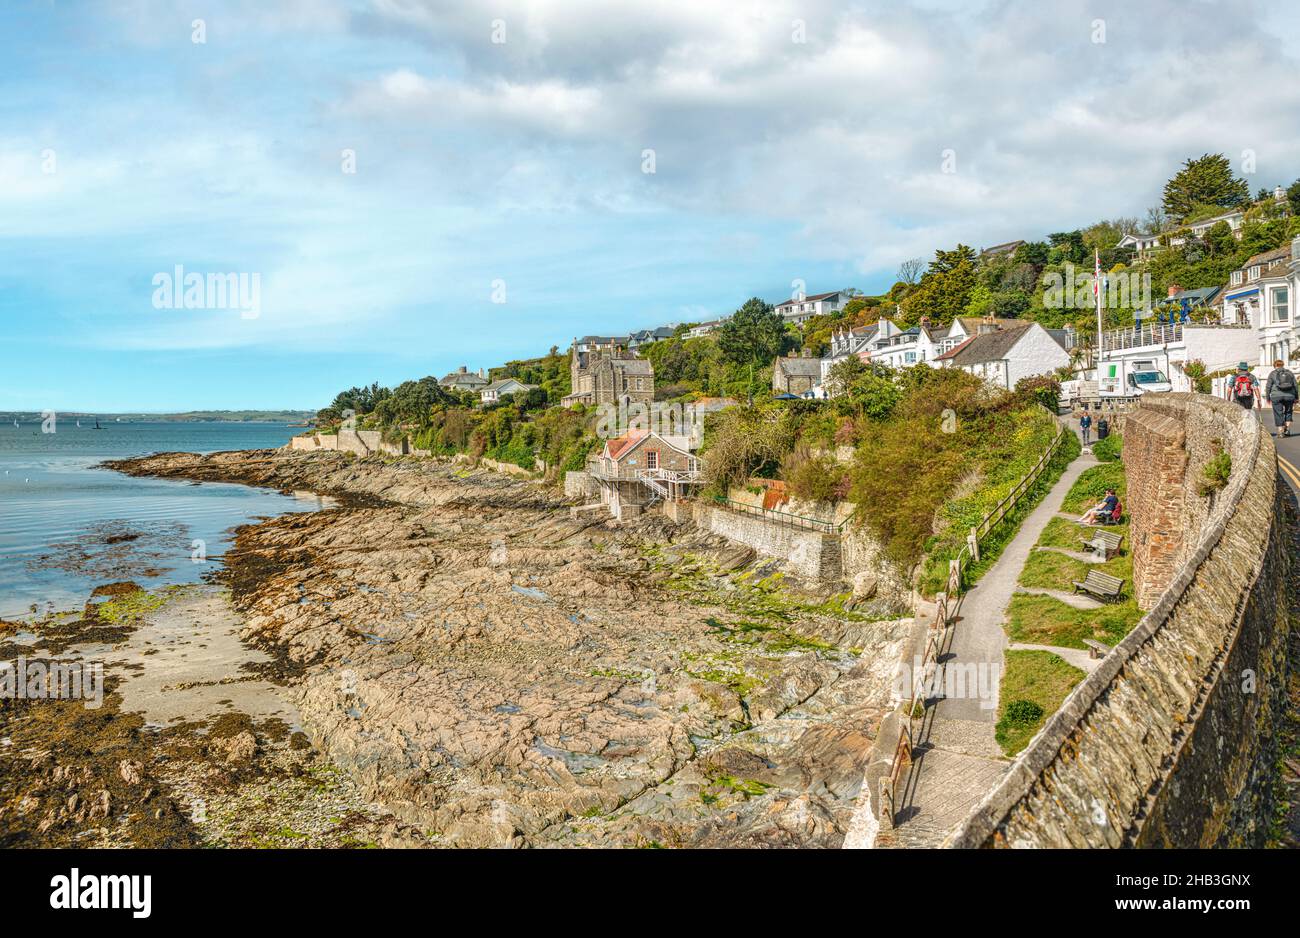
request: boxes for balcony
[1098,319,1254,353]
[586,460,702,484]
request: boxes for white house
[1118,209,1246,260]
[933,321,1070,389]
[686,319,727,337]
[1220,243,1294,369]
[628,326,676,349]
[775,290,853,326]
[480,377,536,405]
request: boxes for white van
[1098,359,1172,398]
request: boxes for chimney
[978,315,997,335]
[478,367,486,378]
[1167,283,1182,298]
[458,365,467,374]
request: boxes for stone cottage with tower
[563,336,655,407]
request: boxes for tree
[898,245,978,326]
[1012,241,1049,267]
[897,257,925,285]
[826,357,901,421]
[1288,178,1300,216]
[1204,220,1236,257]
[1161,153,1250,221]
[1047,230,1087,265]
[1144,205,1167,235]
[717,297,787,401]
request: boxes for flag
[1093,249,1102,300]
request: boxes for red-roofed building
[586,430,702,520]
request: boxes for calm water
[0,420,324,617]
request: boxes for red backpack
[1233,374,1254,400]
[1109,499,1123,522]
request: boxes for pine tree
[1161,153,1249,221]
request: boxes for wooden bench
[1080,528,1124,560]
[1081,638,1113,659]
[1072,570,1124,602]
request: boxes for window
[1273,287,1289,322]
[645,450,658,470]
[1249,265,1261,281]
[1231,271,1243,285]
[904,351,916,364]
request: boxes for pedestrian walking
[1079,410,1093,445]
[1229,361,1261,412]
[1265,358,1297,437]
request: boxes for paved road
[1263,408,1300,495]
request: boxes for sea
[0,420,324,618]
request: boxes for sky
[2,0,1299,411]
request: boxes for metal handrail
[709,495,845,533]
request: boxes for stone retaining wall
[694,503,843,581]
[564,471,599,498]
[290,431,409,457]
[949,394,1290,848]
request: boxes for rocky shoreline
[6,448,908,848]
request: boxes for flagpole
[1094,248,1104,376]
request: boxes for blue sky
[2,0,1299,411]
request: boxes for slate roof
[934,322,1034,366]
[1167,286,1222,306]
[1237,245,1291,272]
[608,358,653,374]
[482,379,534,393]
[775,291,843,308]
[774,356,823,377]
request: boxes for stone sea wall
[693,503,843,581]
[290,430,411,457]
[950,393,1290,848]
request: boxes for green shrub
[1002,699,1045,726]
[1197,445,1231,496]
[1014,374,1061,413]
[1091,433,1122,462]
[783,448,848,503]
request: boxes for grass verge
[995,650,1086,756]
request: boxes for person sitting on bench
[1080,488,1119,525]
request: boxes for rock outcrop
[107,450,908,847]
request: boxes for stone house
[586,430,701,519]
[772,354,822,395]
[439,366,488,392]
[563,337,655,408]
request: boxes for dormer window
[1249,265,1261,281]
[1231,271,1243,286]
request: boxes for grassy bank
[995,650,1086,756]
[1005,462,1142,649]
[918,422,1079,596]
